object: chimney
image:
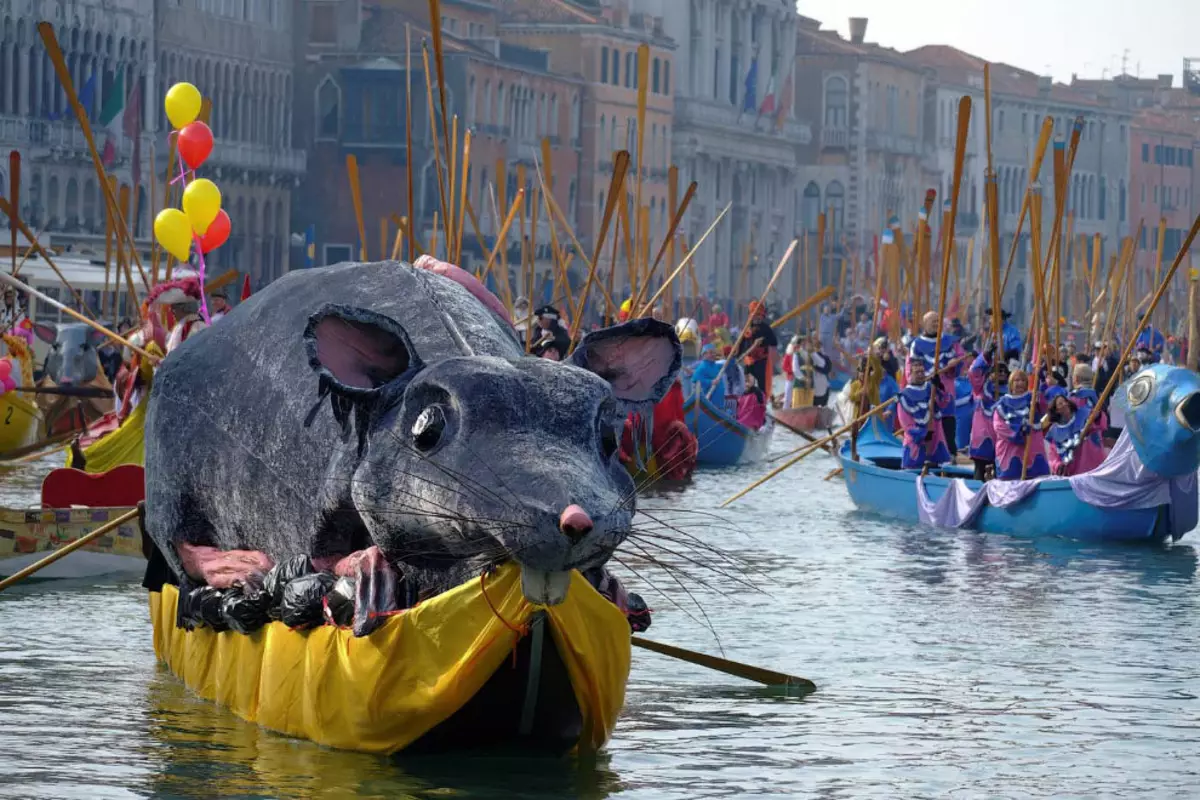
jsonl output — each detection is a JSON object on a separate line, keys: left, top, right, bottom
{"left": 1158, "top": 73, "right": 1174, "bottom": 88}
{"left": 848, "top": 17, "right": 867, "bottom": 44}
{"left": 1037, "top": 75, "right": 1052, "bottom": 96}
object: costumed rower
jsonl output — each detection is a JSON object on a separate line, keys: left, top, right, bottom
{"left": 689, "top": 343, "right": 723, "bottom": 400}
{"left": 897, "top": 360, "right": 952, "bottom": 470}
{"left": 992, "top": 368, "right": 1049, "bottom": 480}
{"left": 531, "top": 305, "right": 572, "bottom": 360}
{"left": 1134, "top": 312, "right": 1166, "bottom": 363}
{"left": 1041, "top": 386, "right": 1107, "bottom": 476}
{"left": 735, "top": 301, "right": 778, "bottom": 398}
{"left": 148, "top": 276, "right": 209, "bottom": 354}
{"left": 984, "top": 307, "right": 1023, "bottom": 362}
{"left": 907, "top": 310, "right": 963, "bottom": 448}
{"left": 967, "top": 347, "right": 1008, "bottom": 481}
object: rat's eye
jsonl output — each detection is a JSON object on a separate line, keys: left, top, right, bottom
{"left": 412, "top": 404, "right": 447, "bottom": 452}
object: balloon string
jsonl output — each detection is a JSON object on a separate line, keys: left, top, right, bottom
{"left": 169, "top": 135, "right": 209, "bottom": 324}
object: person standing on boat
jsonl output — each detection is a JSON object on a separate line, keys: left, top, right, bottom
{"left": 897, "top": 360, "right": 951, "bottom": 470}
{"left": 531, "top": 305, "right": 571, "bottom": 361}
{"left": 782, "top": 334, "right": 800, "bottom": 408}
{"left": 1042, "top": 388, "right": 1107, "bottom": 476}
{"left": 736, "top": 373, "right": 767, "bottom": 430}
{"left": 690, "top": 344, "right": 723, "bottom": 400}
{"left": 808, "top": 336, "right": 832, "bottom": 407}
{"left": 967, "top": 348, "right": 1008, "bottom": 481}
{"left": 983, "top": 308, "right": 1022, "bottom": 362}
{"left": 1135, "top": 313, "right": 1166, "bottom": 363}
{"left": 736, "top": 301, "right": 779, "bottom": 397}
{"left": 908, "top": 311, "right": 963, "bottom": 448}
{"left": 992, "top": 368, "right": 1049, "bottom": 480}
{"left": 720, "top": 345, "right": 746, "bottom": 414}
{"left": 147, "top": 277, "right": 209, "bottom": 354}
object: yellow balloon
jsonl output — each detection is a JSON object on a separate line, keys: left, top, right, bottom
{"left": 183, "top": 179, "right": 222, "bottom": 235}
{"left": 155, "top": 209, "right": 193, "bottom": 262}
{"left": 165, "top": 82, "right": 203, "bottom": 130}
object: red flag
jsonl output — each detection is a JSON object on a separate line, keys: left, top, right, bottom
{"left": 240, "top": 274, "right": 252, "bottom": 301}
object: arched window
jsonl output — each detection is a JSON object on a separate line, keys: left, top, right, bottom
{"left": 663, "top": 61, "right": 671, "bottom": 95}
{"left": 467, "top": 76, "right": 475, "bottom": 125}
{"left": 653, "top": 58, "right": 661, "bottom": 93}
{"left": 571, "top": 94, "right": 580, "bottom": 142}
{"left": 611, "top": 50, "right": 620, "bottom": 86}
{"left": 1119, "top": 179, "right": 1127, "bottom": 222}
{"left": 316, "top": 75, "right": 340, "bottom": 140}
{"left": 826, "top": 181, "right": 845, "bottom": 233}
{"left": 824, "top": 76, "right": 847, "bottom": 128}
{"left": 1098, "top": 177, "right": 1107, "bottom": 221}
{"left": 801, "top": 182, "right": 821, "bottom": 232}
{"left": 497, "top": 82, "right": 505, "bottom": 127}
{"left": 483, "top": 80, "right": 492, "bottom": 124}
{"left": 624, "top": 52, "right": 633, "bottom": 88}
{"left": 601, "top": 47, "right": 609, "bottom": 84}
{"left": 599, "top": 115, "right": 606, "bottom": 156}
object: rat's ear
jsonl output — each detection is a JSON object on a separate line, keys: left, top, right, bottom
{"left": 570, "top": 318, "right": 681, "bottom": 408}
{"left": 302, "top": 304, "right": 424, "bottom": 451}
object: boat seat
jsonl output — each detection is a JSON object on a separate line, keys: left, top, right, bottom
{"left": 41, "top": 464, "right": 145, "bottom": 509}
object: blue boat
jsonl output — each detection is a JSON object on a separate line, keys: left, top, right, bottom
{"left": 684, "top": 391, "right": 774, "bottom": 468}
{"left": 838, "top": 364, "right": 1200, "bottom": 544}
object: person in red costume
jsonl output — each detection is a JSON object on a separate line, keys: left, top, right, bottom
{"left": 618, "top": 378, "right": 698, "bottom": 481}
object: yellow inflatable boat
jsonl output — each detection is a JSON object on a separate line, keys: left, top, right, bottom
{"left": 149, "top": 561, "right": 631, "bottom": 755}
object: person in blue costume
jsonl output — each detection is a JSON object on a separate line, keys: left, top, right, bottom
{"left": 908, "top": 311, "right": 964, "bottom": 447}
{"left": 984, "top": 307, "right": 1023, "bottom": 362}
{"left": 1134, "top": 313, "right": 1166, "bottom": 363}
{"left": 690, "top": 344, "right": 723, "bottom": 400}
{"left": 897, "top": 360, "right": 952, "bottom": 470}
{"left": 954, "top": 370, "right": 974, "bottom": 452}
{"left": 992, "top": 368, "right": 1050, "bottom": 479}
{"left": 1042, "top": 387, "right": 1107, "bottom": 475}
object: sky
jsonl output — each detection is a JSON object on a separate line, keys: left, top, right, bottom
{"left": 799, "top": 0, "right": 1200, "bottom": 86}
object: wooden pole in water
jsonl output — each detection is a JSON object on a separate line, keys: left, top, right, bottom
{"left": 632, "top": 636, "right": 815, "bottom": 691}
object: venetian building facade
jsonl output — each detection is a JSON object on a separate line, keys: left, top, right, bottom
{"left": 498, "top": 0, "right": 672, "bottom": 297}
{"left": 1, "top": 0, "right": 155, "bottom": 254}
{"left": 642, "top": 0, "right": 810, "bottom": 308}
{"left": 156, "top": 0, "right": 304, "bottom": 285}
{"left": 793, "top": 17, "right": 931, "bottom": 294}
{"left": 912, "top": 46, "right": 1132, "bottom": 329}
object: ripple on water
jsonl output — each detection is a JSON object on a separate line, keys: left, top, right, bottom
{"left": 2, "top": 432, "right": 1200, "bottom": 797}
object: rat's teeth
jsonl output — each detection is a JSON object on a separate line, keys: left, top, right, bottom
{"left": 520, "top": 567, "right": 571, "bottom": 606}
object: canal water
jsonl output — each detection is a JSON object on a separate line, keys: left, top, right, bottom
{"left": 2, "top": 434, "right": 1199, "bottom": 799}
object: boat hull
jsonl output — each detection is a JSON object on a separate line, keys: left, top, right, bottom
{"left": 0, "top": 391, "right": 43, "bottom": 454}
{"left": 149, "top": 562, "right": 630, "bottom": 756}
{"left": 683, "top": 392, "right": 773, "bottom": 467}
{"left": 0, "top": 505, "right": 143, "bottom": 579}
{"left": 773, "top": 405, "right": 836, "bottom": 433}
{"left": 839, "top": 452, "right": 1169, "bottom": 543}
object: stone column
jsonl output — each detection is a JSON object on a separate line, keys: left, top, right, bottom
{"left": 17, "top": 45, "right": 30, "bottom": 116}
{"left": 716, "top": 3, "right": 730, "bottom": 105}
{"left": 701, "top": 0, "right": 714, "bottom": 99}
{"left": 145, "top": 60, "right": 156, "bottom": 133}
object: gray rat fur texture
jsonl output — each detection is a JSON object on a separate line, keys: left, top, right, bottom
{"left": 144, "top": 260, "right": 679, "bottom": 597}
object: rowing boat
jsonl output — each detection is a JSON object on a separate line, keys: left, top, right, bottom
{"left": 149, "top": 561, "right": 630, "bottom": 755}
{"left": 684, "top": 391, "right": 774, "bottom": 467}
{"left": 839, "top": 365, "right": 1200, "bottom": 544}
{"left": 0, "top": 504, "right": 142, "bottom": 578}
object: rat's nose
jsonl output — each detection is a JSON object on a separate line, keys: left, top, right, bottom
{"left": 559, "top": 505, "right": 593, "bottom": 542}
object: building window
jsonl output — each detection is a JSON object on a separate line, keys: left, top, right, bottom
{"left": 1022, "top": 112, "right": 1028, "bottom": 134}
{"left": 1142, "top": 142, "right": 1150, "bottom": 163}
{"left": 599, "top": 115, "right": 606, "bottom": 156}
{"left": 1120, "top": 179, "right": 1126, "bottom": 222}
{"left": 601, "top": 47, "right": 609, "bottom": 83}
{"left": 1154, "top": 144, "right": 1162, "bottom": 164}
{"left": 664, "top": 61, "right": 671, "bottom": 95}
{"left": 309, "top": 3, "right": 336, "bottom": 44}
{"left": 1098, "top": 177, "right": 1106, "bottom": 220}
{"left": 624, "top": 52, "right": 633, "bottom": 88}
{"left": 713, "top": 50, "right": 720, "bottom": 100}
{"left": 612, "top": 49, "right": 620, "bottom": 86}
{"left": 997, "top": 109, "right": 1004, "bottom": 132}
{"left": 826, "top": 181, "right": 845, "bottom": 232}
{"left": 824, "top": 76, "right": 847, "bottom": 128}
{"left": 324, "top": 244, "right": 353, "bottom": 265}
{"left": 315, "top": 75, "right": 340, "bottom": 140}
{"left": 653, "top": 58, "right": 660, "bottom": 94}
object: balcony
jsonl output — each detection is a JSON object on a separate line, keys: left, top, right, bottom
{"left": 866, "top": 130, "right": 921, "bottom": 156}
{"left": 0, "top": 113, "right": 143, "bottom": 161}
{"left": 821, "top": 126, "right": 849, "bottom": 150}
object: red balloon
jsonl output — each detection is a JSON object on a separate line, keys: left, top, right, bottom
{"left": 200, "top": 209, "right": 231, "bottom": 253}
{"left": 177, "top": 121, "right": 214, "bottom": 170}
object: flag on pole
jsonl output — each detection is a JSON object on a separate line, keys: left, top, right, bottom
{"left": 124, "top": 81, "right": 142, "bottom": 188}
{"left": 98, "top": 67, "right": 126, "bottom": 168}
{"left": 774, "top": 73, "right": 793, "bottom": 132}
{"left": 739, "top": 58, "right": 758, "bottom": 120}
{"left": 758, "top": 73, "right": 777, "bottom": 116}
{"left": 304, "top": 224, "right": 316, "bottom": 267}
{"left": 240, "top": 274, "right": 253, "bottom": 301}
{"left": 50, "top": 73, "right": 96, "bottom": 122}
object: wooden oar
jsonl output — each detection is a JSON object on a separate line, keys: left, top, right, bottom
{"left": 769, "top": 411, "right": 835, "bottom": 455}
{"left": 631, "top": 636, "right": 815, "bottom": 691}
{"left": 770, "top": 285, "right": 835, "bottom": 329}
{"left": 0, "top": 507, "right": 140, "bottom": 592}
{"left": 0, "top": 430, "right": 77, "bottom": 464}
{"left": 14, "top": 385, "right": 113, "bottom": 399}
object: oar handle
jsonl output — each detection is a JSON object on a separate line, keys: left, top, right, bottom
{"left": 0, "top": 507, "right": 141, "bottom": 592}
{"left": 631, "top": 636, "right": 815, "bottom": 691}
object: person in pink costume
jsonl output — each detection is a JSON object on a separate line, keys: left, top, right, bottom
{"left": 992, "top": 369, "right": 1049, "bottom": 479}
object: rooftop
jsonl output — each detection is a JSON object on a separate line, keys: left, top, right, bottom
{"left": 906, "top": 45, "right": 1106, "bottom": 107}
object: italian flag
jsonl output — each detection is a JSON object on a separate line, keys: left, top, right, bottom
{"left": 99, "top": 67, "right": 125, "bottom": 167}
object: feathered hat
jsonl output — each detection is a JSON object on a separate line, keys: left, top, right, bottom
{"left": 147, "top": 276, "right": 203, "bottom": 307}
